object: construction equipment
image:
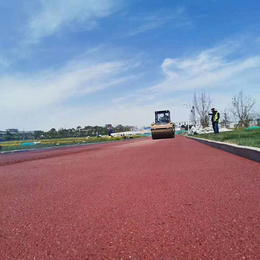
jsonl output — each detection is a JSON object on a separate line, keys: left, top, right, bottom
{"left": 151, "top": 110, "right": 175, "bottom": 139}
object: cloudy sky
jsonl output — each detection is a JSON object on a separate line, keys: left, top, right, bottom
{"left": 1, "top": 0, "right": 260, "bottom": 130}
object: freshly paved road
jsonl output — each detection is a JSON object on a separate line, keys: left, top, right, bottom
{"left": 1, "top": 136, "right": 260, "bottom": 259}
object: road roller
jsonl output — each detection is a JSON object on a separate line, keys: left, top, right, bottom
{"left": 151, "top": 110, "right": 175, "bottom": 139}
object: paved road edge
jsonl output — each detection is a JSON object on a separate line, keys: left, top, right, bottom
{"left": 187, "top": 136, "right": 260, "bottom": 163}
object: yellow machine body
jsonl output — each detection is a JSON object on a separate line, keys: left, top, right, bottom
{"left": 151, "top": 110, "right": 175, "bottom": 139}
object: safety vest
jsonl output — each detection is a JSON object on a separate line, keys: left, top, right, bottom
{"left": 214, "top": 112, "right": 220, "bottom": 123}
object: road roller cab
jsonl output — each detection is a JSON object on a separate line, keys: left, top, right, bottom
{"left": 151, "top": 110, "right": 175, "bottom": 139}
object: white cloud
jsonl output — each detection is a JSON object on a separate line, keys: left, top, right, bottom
{"left": 26, "top": 0, "right": 123, "bottom": 43}
{"left": 0, "top": 52, "right": 141, "bottom": 130}
{"left": 12, "top": 97, "right": 187, "bottom": 130}
{"left": 0, "top": 0, "right": 125, "bottom": 67}
{"left": 116, "top": 45, "right": 255, "bottom": 103}
{"left": 109, "top": 41, "right": 260, "bottom": 126}
{"left": 149, "top": 49, "right": 260, "bottom": 93}
{"left": 2, "top": 38, "right": 260, "bottom": 130}
{"left": 127, "top": 7, "right": 191, "bottom": 36}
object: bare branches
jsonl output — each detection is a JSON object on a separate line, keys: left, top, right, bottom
{"left": 221, "top": 109, "right": 230, "bottom": 128}
{"left": 230, "top": 91, "right": 256, "bottom": 127}
{"left": 193, "top": 91, "right": 211, "bottom": 128}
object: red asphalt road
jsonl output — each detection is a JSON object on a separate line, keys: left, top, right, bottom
{"left": 1, "top": 136, "right": 260, "bottom": 259}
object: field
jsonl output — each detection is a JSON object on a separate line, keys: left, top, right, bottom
{"left": 195, "top": 128, "right": 260, "bottom": 148}
{"left": 0, "top": 135, "right": 142, "bottom": 152}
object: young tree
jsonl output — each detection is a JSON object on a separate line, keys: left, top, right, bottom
{"left": 48, "top": 128, "right": 58, "bottom": 139}
{"left": 5, "top": 131, "right": 13, "bottom": 141}
{"left": 193, "top": 91, "right": 211, "bottom": 128}
{"left": 76, "top": 126, "right": 82, "bottom": 137}
{"left": 34, "top": 131, "right": 44, "bottom": 139}
{"left": 230, "top": 91, "right": 255, "bottom": 127}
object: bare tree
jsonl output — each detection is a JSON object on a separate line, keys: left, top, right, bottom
{"left": 230, "top": 91, "right": 255, "bottom": 127}
{"left": 193, "top": 91, "right": 211, "bottom": 128}
{"left": 221, "top": 109, "right": 230, "bottom": 128}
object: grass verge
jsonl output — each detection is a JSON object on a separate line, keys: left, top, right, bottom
{"left": 0, "top": 135, "right": 143, "bottom": 152}
{"left": 194, "top": 129, "right": 260, "bottom": 149}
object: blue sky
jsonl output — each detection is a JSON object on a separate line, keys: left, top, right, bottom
{"left": 1, "top": 0, "right": 260, "bottom": 130}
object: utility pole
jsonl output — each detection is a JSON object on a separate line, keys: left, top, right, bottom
{"left": 183, "top": 103, "right": 190, "bottom": 133}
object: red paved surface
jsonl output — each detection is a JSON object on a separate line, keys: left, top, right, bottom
{"left": 1, "top": 136, "right": 260, "bottom": 259}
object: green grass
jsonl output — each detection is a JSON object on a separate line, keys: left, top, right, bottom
{"left": 0, "top": 135, "right": 143, "bottom": 152}
{"left": 195, "top": 129, "right": 260, "bottom": 148}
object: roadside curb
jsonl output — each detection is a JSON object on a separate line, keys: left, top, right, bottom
{"left": 187, "top": 136, "right": 260, "bottom": 163}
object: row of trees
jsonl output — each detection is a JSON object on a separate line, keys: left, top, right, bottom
{"left": 193, "top": 91, "right": 259, "bottom": 128}
{"left": 35, "top": 125, "right": 135, "bottom": 140}
{"left": 3, "top": 125, "right": 136, "bottom": 141}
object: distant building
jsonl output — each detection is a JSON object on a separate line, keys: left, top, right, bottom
{"left": 6, "top": 129, "right": 19, "bottom": 134}
{"left": 249, "top": 118, "right": 260, "bottom": 127}
{"left": 18, "top": 130, "right": 41, "bottom": 140}
{"left": 0, "top": 129, "right": 42, "bottom": 140}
